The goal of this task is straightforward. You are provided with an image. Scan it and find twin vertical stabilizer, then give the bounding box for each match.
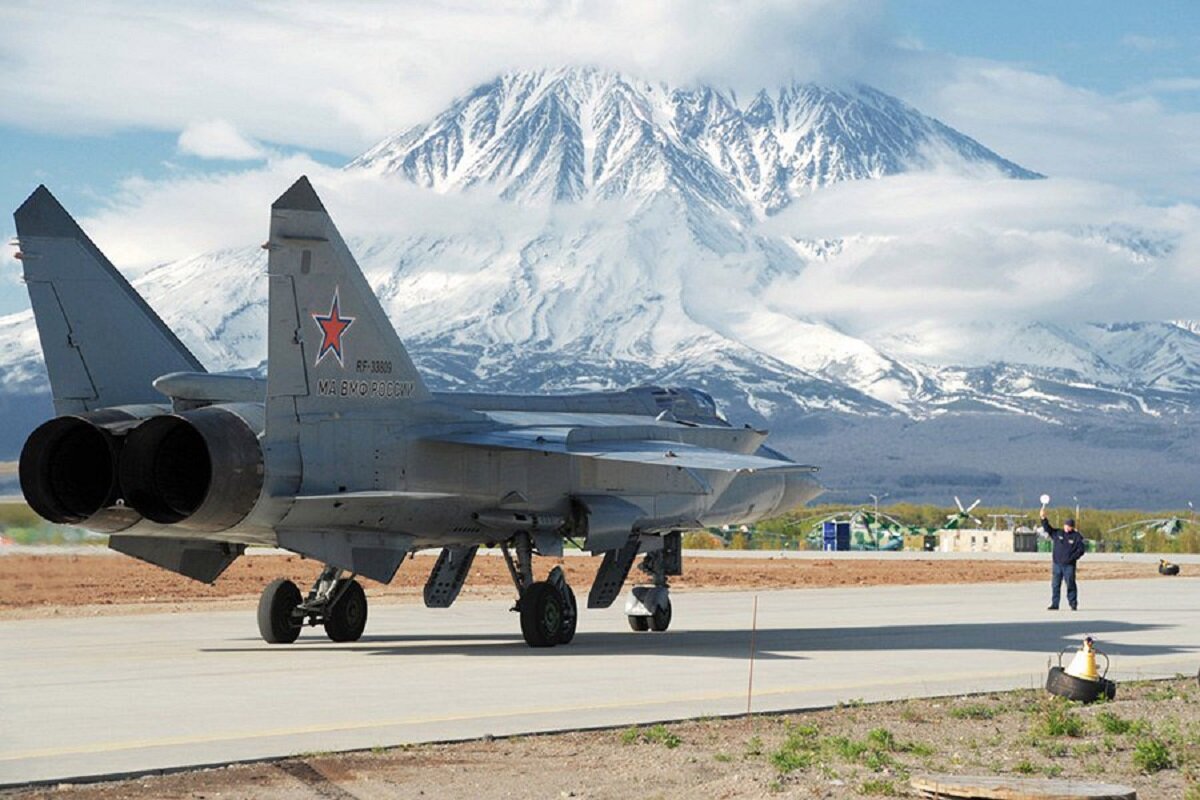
[265,177,431,427]
[14,186,204,414]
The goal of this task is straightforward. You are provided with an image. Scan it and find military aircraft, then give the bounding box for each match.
[14,178,822,647]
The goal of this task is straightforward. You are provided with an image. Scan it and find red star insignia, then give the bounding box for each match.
[312,288,355,367]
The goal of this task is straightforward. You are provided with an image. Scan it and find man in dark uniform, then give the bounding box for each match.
[1041,508,1087,610]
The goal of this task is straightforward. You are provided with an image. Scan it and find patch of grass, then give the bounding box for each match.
[1133,737,1173,773]
[1042,764,1064,778]
[713,752,733,763]
[1096,710,1137,735]
[769,724,820,774]
[1039,701,1086,738]
[1074,742,1100,756]
[830,735,868,761]
[1014,760,1036,774]
[620,726,640,745]
[1034,739,1069,758]
[950,703,997,720]
[863,749,896,771]
[642,724,681,749]
[745,735,764,757]
[867,728,897,751]
[907,741,936,757]
[770,745,813,774]
[1146,684,1181,702]
[859,778,900,796]
[1184,783,1200,800]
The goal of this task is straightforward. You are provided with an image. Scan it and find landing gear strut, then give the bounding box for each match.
[256,565,368,644]
[501,532,577,648]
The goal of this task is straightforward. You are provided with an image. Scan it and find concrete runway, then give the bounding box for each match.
[2,578,1198,786]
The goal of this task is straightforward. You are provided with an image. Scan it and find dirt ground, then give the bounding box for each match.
[0,552,1162,618]
[7,677,1198,799]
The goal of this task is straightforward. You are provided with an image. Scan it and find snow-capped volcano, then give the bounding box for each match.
[2,68,1198,506]
[351,67,1039,215]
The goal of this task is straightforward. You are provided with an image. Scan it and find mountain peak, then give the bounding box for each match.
[349,68,1041,216]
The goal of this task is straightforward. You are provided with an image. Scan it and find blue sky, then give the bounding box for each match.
[0,0,1197,316]
[889,0,1199,106]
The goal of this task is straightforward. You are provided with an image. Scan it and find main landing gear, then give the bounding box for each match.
[257,565,368,644]
[502,532,578,648]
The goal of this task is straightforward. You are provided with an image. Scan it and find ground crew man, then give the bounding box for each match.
[1041,508,1087,610]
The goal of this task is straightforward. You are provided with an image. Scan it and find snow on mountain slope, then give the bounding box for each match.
[1,67,1196,432]
[350,67,1039,216]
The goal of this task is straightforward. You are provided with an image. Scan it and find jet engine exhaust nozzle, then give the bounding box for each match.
[117,405,264,531]
[18,411,142,532]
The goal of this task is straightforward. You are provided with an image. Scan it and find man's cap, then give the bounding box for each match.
[1065,518,1076,527]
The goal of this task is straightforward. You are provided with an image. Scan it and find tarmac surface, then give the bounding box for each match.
[2,577,1198,787]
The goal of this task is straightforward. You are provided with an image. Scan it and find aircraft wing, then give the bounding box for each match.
[426,428,817,474]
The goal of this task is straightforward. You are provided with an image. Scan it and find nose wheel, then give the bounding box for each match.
[625,548,673,633]
[625,586,672,632]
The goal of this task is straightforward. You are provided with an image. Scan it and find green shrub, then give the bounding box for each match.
[1096,711,1133,735]
[642,724,681,749]
[769,725,820,774]
[1132,738,1172,773]
[1040,702,1085,738]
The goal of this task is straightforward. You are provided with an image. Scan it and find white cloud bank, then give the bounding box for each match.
[177,120,266,160]
[2,1,1196,200]
[762,172,1200,333]
[0,0,891,154]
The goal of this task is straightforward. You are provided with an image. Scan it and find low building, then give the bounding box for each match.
[938,528,1039,553]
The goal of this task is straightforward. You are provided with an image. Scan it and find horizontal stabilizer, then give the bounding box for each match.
[108,535,244,584]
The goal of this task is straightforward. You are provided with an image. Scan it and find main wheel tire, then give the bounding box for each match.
[1046,666,1115,703]
[628,614,650,632]
[257,578,302,644]
[558,584,577,645]
[520,581,563,648]
[324,579,368,643]
[650,598,672,632]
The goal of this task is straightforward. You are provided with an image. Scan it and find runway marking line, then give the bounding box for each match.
[4,655,1195,764]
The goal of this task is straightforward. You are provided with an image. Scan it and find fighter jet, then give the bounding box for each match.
[14,178,822,647]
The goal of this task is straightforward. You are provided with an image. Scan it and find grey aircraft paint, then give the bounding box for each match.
[13,178,822,647]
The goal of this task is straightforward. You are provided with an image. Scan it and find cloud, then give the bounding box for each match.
[177,120,266,160]
[1121,34,1176,52]
[76,156,556,271]
[0,0,892,155]
[880,58,1200,202]
[760,172,1200,334]
[1,1,1196,203]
